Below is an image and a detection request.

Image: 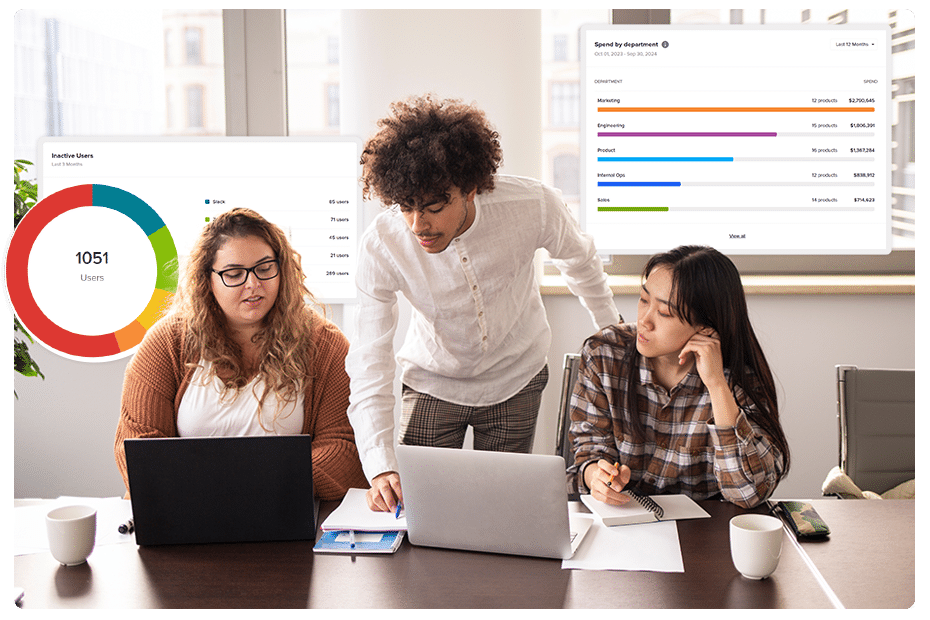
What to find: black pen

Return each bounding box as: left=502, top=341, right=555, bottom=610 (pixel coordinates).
left=118, top=518, right=134, bottom=534
left=766, top=499, right=781, bottom=517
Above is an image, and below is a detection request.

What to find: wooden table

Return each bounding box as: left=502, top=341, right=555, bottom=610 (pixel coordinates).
left=13, top=498, right=913, bottom=608
left=789, top=499, right=915, bottom=609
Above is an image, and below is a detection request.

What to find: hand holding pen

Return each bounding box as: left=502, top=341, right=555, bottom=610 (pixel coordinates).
left=586, top=460, right=633, bottom=506
left=366, top=471, right=404, bottom=513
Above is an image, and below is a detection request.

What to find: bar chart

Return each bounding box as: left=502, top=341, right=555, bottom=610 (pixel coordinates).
left=580, top=25, right=890, bottom=254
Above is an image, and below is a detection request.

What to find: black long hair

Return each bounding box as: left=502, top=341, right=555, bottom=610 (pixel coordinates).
left=600, top=245, right=790, bottom=477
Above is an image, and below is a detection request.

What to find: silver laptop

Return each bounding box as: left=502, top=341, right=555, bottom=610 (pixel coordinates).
left=396, top=445, right=592, bottom=559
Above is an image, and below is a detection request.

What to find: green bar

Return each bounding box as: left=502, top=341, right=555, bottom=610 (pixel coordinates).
left=597, top=207, right=669, bottom=212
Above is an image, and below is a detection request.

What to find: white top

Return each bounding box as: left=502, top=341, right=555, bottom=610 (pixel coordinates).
left=345, top=175, right=618, bottom=480
left=177, top=361, right=304, bottom=437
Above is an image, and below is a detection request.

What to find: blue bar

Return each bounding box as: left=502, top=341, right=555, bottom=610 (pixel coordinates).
left=597, top=182, right=681, bottom=187
left=597, top=157, right=733, bottom=162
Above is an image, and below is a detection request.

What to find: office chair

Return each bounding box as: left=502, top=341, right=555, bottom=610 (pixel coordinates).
left=555, top=353, right=581, bottom=474
left=835, top=364, right=915, bottom=495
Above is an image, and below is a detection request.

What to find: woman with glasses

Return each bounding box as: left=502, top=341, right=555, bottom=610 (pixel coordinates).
left=114, top=208, right=366, bottom=499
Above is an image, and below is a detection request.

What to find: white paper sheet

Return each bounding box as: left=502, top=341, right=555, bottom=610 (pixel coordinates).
left=14, top=496, right=134, bottom=556
left=319, top=488, right=407, bottom=532
left=561, top=518, right=684, bottom=572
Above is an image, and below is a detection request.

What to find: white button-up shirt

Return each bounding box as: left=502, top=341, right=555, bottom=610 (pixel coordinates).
left=346, top=175, right=618, bottom=480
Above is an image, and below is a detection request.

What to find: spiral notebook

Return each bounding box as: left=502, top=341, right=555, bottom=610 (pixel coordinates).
left=580, top=491, right=710, bottom=526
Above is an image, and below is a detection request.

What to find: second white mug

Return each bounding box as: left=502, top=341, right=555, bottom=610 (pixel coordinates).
left=729, top=513, right=783, bottom=579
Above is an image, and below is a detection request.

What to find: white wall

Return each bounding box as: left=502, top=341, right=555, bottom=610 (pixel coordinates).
left=340, top=9, right=542, bottom=180
left=340, top=8, right=543, bottom=237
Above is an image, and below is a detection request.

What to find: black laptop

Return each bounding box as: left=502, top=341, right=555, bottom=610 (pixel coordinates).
left=124, top=435, right=318, bottom=545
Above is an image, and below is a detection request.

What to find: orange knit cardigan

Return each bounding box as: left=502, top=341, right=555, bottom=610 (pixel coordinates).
left=114, top=312, right=368, bottom=500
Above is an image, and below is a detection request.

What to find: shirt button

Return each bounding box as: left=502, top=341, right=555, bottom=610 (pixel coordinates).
left=472, top=285, right=478, bottom=291
left=462, top=257, right=468, bottom=263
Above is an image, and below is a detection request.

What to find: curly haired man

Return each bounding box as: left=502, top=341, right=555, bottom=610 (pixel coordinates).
left=346, top=95, right=619, bottom=511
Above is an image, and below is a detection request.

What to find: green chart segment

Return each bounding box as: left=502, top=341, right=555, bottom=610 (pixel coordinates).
left=6, top=184, right=178, bottom=359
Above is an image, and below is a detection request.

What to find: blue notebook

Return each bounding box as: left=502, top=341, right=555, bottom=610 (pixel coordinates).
left=313, top=530, right=405, bottom=554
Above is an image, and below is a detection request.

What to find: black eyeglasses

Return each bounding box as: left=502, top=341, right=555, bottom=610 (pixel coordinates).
left=212, top=259, right=280, bottom=287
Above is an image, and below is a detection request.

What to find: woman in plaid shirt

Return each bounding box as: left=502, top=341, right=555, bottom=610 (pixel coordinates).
left=569, top=246, right=790, bottom=508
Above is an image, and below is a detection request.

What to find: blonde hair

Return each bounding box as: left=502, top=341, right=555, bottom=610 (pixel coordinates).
left=171, top=208, right=317, bottom=426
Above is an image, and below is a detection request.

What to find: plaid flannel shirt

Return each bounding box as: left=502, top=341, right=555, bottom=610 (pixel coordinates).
left=568, top=324, right=784, bottom=508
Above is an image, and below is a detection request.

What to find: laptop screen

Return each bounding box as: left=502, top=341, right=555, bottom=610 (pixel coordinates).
left=125, top=435, right=316, bottom=545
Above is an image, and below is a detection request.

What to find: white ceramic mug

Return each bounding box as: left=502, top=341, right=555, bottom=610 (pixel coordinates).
left=46, top=505, right=97, bottom=566
left=729, top=514, right=783, bottom=579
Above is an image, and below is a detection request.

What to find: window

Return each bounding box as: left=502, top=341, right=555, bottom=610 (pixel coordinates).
left=549, top=82, right=579, bottom=128
left=14, top=9, right=226, bottom=165
left=184, top=27, right=202, bottom=65
left=284, top=9, right=342, bottom=135
left=186, top=84, right=204, bottom=129
left=541, top=9, right=609, bottom=214
left=553, top=34, right=568, bottom=61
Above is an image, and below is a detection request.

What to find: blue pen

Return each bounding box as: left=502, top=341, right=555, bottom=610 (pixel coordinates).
left=349, top=530, right=356, bottom=549
left=395, top=503, right=403, bottom=519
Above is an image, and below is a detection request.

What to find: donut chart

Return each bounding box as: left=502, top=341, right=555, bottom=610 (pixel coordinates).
left=6, top=184, right=178, bottom=360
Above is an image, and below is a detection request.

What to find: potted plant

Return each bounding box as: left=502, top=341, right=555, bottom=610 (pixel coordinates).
left=13, top=159, right=44, bottom=395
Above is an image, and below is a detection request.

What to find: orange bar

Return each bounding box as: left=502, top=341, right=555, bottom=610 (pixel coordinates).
left=598, top=107, right=875, bottom=113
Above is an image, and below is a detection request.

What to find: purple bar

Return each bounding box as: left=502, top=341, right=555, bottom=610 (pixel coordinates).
left=598, top=132, right=777, bottom=137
